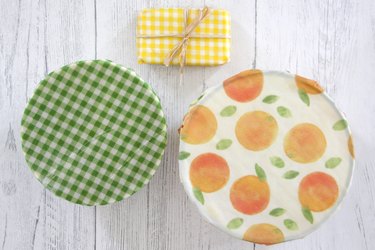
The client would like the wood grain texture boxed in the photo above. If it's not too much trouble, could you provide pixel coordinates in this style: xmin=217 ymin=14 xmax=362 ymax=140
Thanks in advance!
xmin=1 ymin=0 xmax=96 ymax=249
xmin=1 ymin=0 xmax=374 ymax=249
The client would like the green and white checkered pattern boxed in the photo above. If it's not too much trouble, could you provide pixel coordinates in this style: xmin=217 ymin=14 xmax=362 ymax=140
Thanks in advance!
xmin=21 ymin=60 xmax=167 ymax=206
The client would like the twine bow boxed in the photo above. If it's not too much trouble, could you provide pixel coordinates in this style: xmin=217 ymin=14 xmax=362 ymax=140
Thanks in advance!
xmin=163 ymin=7 xmax=211 ymax=68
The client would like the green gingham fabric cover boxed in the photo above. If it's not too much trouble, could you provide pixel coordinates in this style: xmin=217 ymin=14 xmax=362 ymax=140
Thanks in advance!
xmin=21 ymin=60 xmax=167 ymax=206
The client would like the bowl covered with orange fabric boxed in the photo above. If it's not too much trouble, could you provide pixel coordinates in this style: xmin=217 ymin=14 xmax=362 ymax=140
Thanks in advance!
xmin=178 ymin=70 xmax=354 ymax=245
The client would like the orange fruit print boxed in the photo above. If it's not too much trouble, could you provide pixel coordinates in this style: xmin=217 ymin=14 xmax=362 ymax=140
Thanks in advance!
xmin=243 ymin=223 xmax=284 ymax=245
xmin=235 ymin=111 xmax=278 ymax=151
xmin=284 ymin=123 xmax=327 ymax=163
xmin=224 ymin=69 xmax=263 ymax=102
xmin=230 ymin=175 xmax=270 ymax=215
xmin=295 ymin=75 xmax=324 ymax=94
xmin=190 ymin=153 xmax=230 ymax=193
xmin=180 ymin=105 xmax=217 ymax=145
xmin=178 ymin=70 xmax=354 ymax=244
xmin=299 ymin=172 xmax=339 ymax=212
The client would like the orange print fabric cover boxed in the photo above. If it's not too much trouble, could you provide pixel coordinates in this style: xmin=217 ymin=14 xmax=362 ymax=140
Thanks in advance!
xmin=178 ymin=70 xmax=354 ymax=245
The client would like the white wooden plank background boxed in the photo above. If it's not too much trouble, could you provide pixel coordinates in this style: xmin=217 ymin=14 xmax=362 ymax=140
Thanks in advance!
xmin=0 ymin=0 xmax=374 ymax=249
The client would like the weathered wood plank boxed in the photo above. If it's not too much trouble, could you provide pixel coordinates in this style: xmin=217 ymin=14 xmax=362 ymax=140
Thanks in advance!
xmin=39 ymin=1 xmax=97 ymax=249
xmin=0 ymin=0 xmax=97 ymax=249
xmin=0 ymin=0 xmax=48 ymax=249
xmin=94 ymin=1 xmax=153 ymax=249
xmin=255 ymin=0 xmax=375 ymax=249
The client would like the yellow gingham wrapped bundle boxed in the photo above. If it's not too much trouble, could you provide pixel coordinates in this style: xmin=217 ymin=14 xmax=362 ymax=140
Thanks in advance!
xmin=136 ymin=8 xmax=231 ymax=66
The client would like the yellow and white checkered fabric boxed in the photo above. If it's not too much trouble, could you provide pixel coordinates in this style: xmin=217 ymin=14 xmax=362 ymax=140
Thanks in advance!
xmin=137 ymin=8 xmax=231 ymax=66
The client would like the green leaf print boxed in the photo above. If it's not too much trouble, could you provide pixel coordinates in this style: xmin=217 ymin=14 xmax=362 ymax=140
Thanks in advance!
xmin=298 ymin=89 xmax=310 ymax=106
xmin=325 ymin=157 xmax=342 ymax=169
xmin=270 ymin=156 xmax=285 ymax=168
xmin=283 ymin=170 xmax=299 ymax=179
xmin=284 ymin=219 xmax=299 ymax=230
xmin=277 ymin=106 xmax=292 ymax=118
xmin=216 ymin=139 xmax=232 ymax=150
xmin=262 ymin=95 xmax=279 ymax=104
xmin=333 ymin=119 xmax=348 ymax=131
xmin=220 ymin=106 xmax=237 ymax=117
xmin=302 ymin=207 xmax=314 ymax=224
xmin=178 ymin=151 xmax=190 ymax=160
xmin=269 ymin=208 xmax=286 ymax=217
xmin=255 ymin=163 xmax=267 ymax=181
xmin=193 ymin=187 xmax=204 ymax=205
xmin=227 ymin=218 xmax=244 ymax=229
